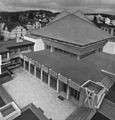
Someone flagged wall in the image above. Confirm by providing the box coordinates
[103,41,115,54]
[24,36,45,51]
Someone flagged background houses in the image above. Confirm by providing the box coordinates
[2,22,28,40]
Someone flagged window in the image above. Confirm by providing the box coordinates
[70,87,79,100]
[9,48,18,54]
[50,76,57,90]
[54,47,77,57]
[108,28,111,34]
[36,67,41,79]
[113,29,115,36]
[2,53,7,60]
[20,46,28,52]
[80,50,96,59]
[46,45,51,50]
[42,71,48,84]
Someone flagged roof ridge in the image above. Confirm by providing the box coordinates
[71,14,112,38]
[73,10,93,23]
[46,10,70,26]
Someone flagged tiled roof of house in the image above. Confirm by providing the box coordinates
[23,50,115,85]
[32,13,111,46]
[3,22,27,32]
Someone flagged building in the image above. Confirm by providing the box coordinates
[22,11,115,120]
[0,38,34,74]
[25,21,41,33]
[2,22,28,40]
[25,11,111,60]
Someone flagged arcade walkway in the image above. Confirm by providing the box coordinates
[3,67,77,120]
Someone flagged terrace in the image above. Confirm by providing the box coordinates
[3,67,77,120]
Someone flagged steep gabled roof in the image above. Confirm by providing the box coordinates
[32,14,111,46]
[3,22,27,32]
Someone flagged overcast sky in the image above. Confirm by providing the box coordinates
[0,0,115,13]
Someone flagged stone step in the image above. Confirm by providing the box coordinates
[99,99,115,120]
[101,77,113,89]
[66,107,95,120]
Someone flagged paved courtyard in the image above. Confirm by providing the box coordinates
[3,67,77,120]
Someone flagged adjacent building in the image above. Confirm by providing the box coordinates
[0,38,34,74]
[2,22,28,40]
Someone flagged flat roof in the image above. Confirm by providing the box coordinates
[31,13,111,46]
[105,83,115,103]
[0,39,34,53]
[14,109,39,120]
[23,51,114,85]
[91,112,110,120]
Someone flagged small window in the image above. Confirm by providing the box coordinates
[46,45,51,50]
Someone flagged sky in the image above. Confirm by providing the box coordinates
[0,0,115,13]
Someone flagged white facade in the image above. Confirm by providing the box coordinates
[3,25,27,40]
[24,36,45,51]
[103,41,115,54]
[105,17,111,25]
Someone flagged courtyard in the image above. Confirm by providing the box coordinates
[3,67,77,120]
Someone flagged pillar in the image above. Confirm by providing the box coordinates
[57,73,60,93]
[111,28,114,36]
[0,55,2,74]
[51,46,54,52]
[7,52,9,59]
[48,74,50,87]
[48,69,51,87]
[41,66,43,81]
[67,85,70,100]
[23,59,25,69]
[34,65,36,76]
[77,56,80,61]
[29,60,30,73]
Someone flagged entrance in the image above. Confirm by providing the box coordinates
[50,76,57,90]
[70,87,79,100]
[20,59,24,67]
[42,71,48,84]
[25,61,29,71]
[30,64,34,75]
[62,82,67,93]
[36,67,41,79]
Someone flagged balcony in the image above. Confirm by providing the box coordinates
[9,53,20,59]
[9,50,31,59]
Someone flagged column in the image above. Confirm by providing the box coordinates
[29,60,30,73]
[23,59,25,69]
[57,73,60,93]
[51,46,54,52]
[0,55,2,74]
[67,85,70,100]
[34,65,36,76]
[41,66,43,81]
[77,56,80,61]
[111,28,114,36]
[48,74,50,87]
[7,52,9,59]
